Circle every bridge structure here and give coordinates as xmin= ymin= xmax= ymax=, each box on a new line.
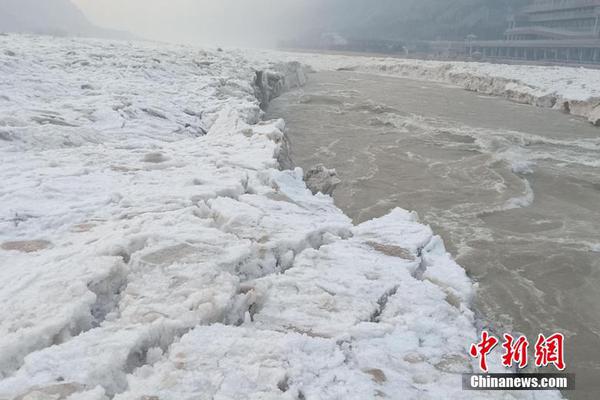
xmin=471 ymin=0 xmax=600 ymax=64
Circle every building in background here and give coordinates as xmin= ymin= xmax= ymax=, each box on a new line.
xmin=506 ymin=0 xmax=600 ymax=41
xmin=279 ymin=0 xmax=600 ymax=65
xmin=472 ymin=0 xmax=600 ymax=64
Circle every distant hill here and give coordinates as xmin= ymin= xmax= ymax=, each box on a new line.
xmin=0 ymin=0 xmax=131 ymax=39
xmin=305 ymin=0 xmax=530 ymax=43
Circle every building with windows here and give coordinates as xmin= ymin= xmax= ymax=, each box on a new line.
xmin=506 ymin=0 xmax=600 ymax=41
xmin=471 ymin=0 xmax=600 ymax=64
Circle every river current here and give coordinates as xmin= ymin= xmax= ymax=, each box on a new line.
xmin=267 ymin=70 xmax=600 ymax=399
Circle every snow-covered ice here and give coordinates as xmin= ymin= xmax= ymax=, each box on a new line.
xmin=0 ymin=35 xmax=561 ymax=399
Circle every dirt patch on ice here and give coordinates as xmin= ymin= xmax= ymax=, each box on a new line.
xmin=71 ymin=223 xmax=96 ymax=233
xmin=142 ymin=152 xmax=168 ymax=163
xmin=14 ymin=383 xmax=85 ymax=400
xmin=366 ymin=241 xmax=415 ymax=261
xmin=364 ymin=368 xmax=387 ymax=384
xmin=1 ymin=240 xmax=51 ymax=253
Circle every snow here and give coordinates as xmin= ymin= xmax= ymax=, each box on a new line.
xmin=247 ymin=49 xmax=600 ymax=125
xmin=0 ymin=34 xmax=561 ymax=399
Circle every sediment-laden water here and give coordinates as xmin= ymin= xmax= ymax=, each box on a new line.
xmin=267 ymin=70 xmax=600 ymax=399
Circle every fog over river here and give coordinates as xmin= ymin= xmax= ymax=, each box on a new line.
xmin=267 ymin=71 xmax=600 ymax=399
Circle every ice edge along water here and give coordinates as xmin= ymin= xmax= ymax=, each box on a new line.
xmin=247 ymin=49 xmax=600 ymax=127
xmin=0 ymin=35 xmax=560 ymax=400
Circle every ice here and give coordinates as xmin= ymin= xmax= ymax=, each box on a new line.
xmin=589 ymin=105 xmax=600 ymax=126
xmin=0 ymin=34 xmax=561 ymax=399
xmin=112 ymin=208 xmax=559 ymax=399
xmin=303 ymin=164 xmax=342 ymax=196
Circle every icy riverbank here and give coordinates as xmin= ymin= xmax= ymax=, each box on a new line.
xmin=0 ymin=35 xmax=560 ymax=399
xmin=248 ymin=50 xmax=600 ymax=127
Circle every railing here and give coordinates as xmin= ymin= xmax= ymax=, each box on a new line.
xmin=522 ymin=0 xmax=600 ymax=13
xmin=527 ymin=9 xmax=600 ymax=22
xmin=507 ymin=26 xmax=597 ymax=38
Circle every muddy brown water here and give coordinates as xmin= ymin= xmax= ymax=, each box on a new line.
xmin=267 ymin=70 xmax=600 ymax=399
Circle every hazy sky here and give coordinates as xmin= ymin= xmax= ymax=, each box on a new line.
xmin=72 ymin=0 xmax=321 ymax=47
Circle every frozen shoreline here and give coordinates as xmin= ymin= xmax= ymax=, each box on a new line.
xmin=248 ymin=50 xmax=600 ymax=127
xmin=0 ymin=35 xmax=560 ymax=399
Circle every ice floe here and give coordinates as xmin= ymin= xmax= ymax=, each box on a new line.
xmin=0 ymin=34 xmax=561 ymax=399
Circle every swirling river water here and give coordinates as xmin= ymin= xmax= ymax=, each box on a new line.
xmin=267 ymin=70 xmax=600 ymax=399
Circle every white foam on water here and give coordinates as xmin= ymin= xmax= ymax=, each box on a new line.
xmin=502 ymin=178 xmax=535 ymax=211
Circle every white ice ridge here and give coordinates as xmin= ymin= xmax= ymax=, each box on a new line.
xmin=0 ymin=35 xmax=560 ymax=399
xmin=247 ymin=49 xmax=600 ymax=127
